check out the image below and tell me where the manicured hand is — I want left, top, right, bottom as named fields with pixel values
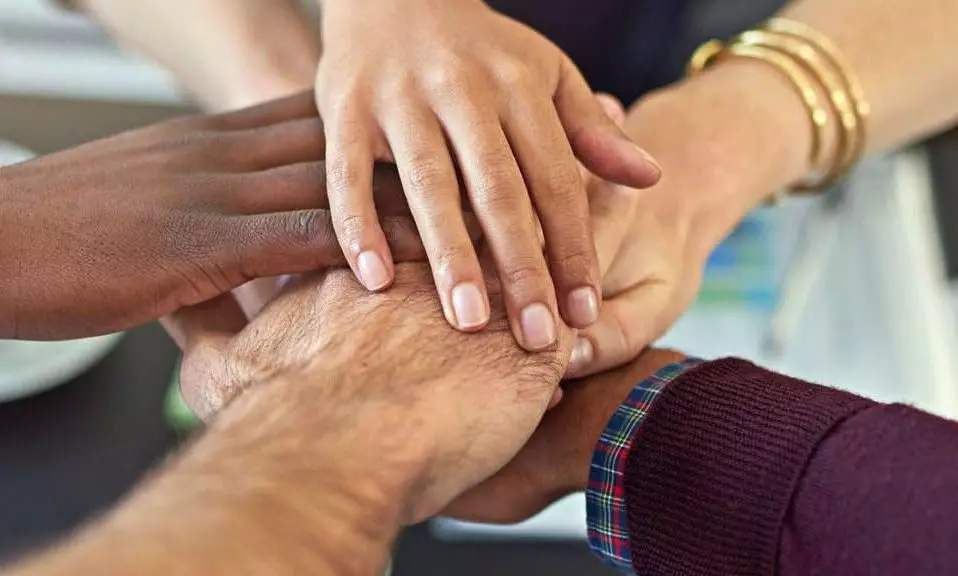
left=315, top=0, right=661, bottom=351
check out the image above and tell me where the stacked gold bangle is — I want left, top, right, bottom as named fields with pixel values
left=687, top=18, right=870, bottom=194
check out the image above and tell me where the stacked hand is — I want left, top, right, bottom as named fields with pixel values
left=0, top=94, right=428, bottom=340
left=170, top=262, right=576, bottom=522
left=316, top=0, right=660, bottom=350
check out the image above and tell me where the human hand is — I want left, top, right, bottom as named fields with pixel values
left=170, top=262, right=575, bottom=522
left=443, top=347, right=686, bottom=523
left=567, top=62, right=814, bottom=377
left=78, top=0, right=319, bottom=111
left=0, top=94, right=427, bottom=340
left=315, top=0, right=661, bottom=351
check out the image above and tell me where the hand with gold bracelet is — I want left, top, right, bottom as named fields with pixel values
left=568, top=0, right=958, bottom=377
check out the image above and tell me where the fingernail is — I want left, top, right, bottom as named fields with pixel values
left=357, top=251, right=390, bottom=291
left=567, top=287, right=599, bottom=327
left=520, top=303, right=557, bottom=350
left=624, top=140, right=662, bottom=174
left=451, top=283, right=488, bottom=330
left=568, top=337, right=594, bottom=375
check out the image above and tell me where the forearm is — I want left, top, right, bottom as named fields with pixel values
left=624, top=359, right=958, bottom=575
left=9, top=373, right=411, bottom=575
left=76, top=0, right=319, bottom=111
left=624, top=0, right=958, bottom=251
left=781, top=0, right=958, bottom=153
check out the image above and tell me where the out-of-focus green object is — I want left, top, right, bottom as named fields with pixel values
left=164, top=358, right=201, bottom=432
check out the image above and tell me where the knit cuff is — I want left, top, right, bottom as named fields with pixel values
left=624, top=358, right=874, bottom=575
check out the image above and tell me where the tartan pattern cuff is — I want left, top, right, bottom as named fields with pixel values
left=586, top=357, right=704, bottom=573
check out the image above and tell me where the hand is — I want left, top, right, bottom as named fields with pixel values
left=567, top=62, right=813, bottom=377
left=0, top=94, right=427, bottom=340
left=170, top=262, right=575, bottom=522
left=315, top=0, right=661, bottom=351
left=444, top=348, right=686, bottom=523
left=79, top=0, right=319, bottom=111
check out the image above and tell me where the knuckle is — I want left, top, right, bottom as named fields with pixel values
left=494, top=58, right=534, bottom=90
left=406, top=155, right=453, bottom=194
left=433, top=241, right=477, bottom=276
left=422, top=59, right=472, bottom=97
left=326, top=157, right=366, bottom=193
left=500, top=254, right=547, bottom=287
left=335, top=212, right=371, bottom=243
left=550, top=249, right=594, bottom=278
left=283, top=210, right=327, bottom=247
left=541, top=162, right=583, bottom=197
left=470, top=164, right=522, bottom=214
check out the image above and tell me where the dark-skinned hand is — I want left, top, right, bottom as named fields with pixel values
left=0, top=93, right=426, bottom=340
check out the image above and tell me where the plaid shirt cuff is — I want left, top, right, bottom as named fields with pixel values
left=586, top=357, right=704, bottom=573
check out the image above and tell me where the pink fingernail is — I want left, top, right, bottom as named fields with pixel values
left=568, top=337, right=594, bottom=375
left=357, top=251, right=391, bottom=291
left=627, top=141, right=662, bottom=174
left=520, top=303, right=557, bottom=350
left=567, top=287, right=599, bottom=327
left=452, top=283, right=488, bottom=330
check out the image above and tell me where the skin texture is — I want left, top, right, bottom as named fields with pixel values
left=8, top=265, right=682, bottom=576
left=570, top=0, right=958, bottom=376
left=0, top=94, right=433, bottom=341
left=78, top=0, right=958, bottom=376
left=316, top=0, right=661, bottom=350
left=445, top=347, right=686, bottom=523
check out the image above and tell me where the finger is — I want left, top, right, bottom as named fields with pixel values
left=223, top=117, right=326, bottom=171
left=203, top=91, right=318, bottom=131
left=225, top=161, right=413, bottom=217
left=382, top=105, right=490, bottom=332
left=161, top=293, right=247, bottom=351
left=547, top=386, right=564, bottom=410
left=435, top=99, right=558, bottom=350
left=565, top=282, right=674, bottom=378
left=221, top=209, right=429, bottom=282
left=586, top=92, right=637, bottom=277
left=325, top=111, right=395, bottom=291
left=594, top=92, right=626, bottom=124
left=503, top=94, right=600, bottom=330
left=162, top=294, right=246, bottom=420
left=554, top=58, right=661, bottom=189
left=587, top=173, right=639, bottom=278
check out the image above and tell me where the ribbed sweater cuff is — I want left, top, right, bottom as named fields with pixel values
left=624, top=358, right=874, bottom=575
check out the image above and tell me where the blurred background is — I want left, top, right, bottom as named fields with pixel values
left=2, top=0, right=958, bottom=574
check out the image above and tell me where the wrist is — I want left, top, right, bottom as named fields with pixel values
left=626, top=58, right=812, bottom=259
left=562, top=349, right=688, bottom=493
left=99, top=368, right=429, bottom=574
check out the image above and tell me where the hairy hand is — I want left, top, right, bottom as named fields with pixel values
left=172, top=262, right=575, bottom=522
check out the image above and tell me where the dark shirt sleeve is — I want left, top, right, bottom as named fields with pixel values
left=623, top=358, right=958, bottom=575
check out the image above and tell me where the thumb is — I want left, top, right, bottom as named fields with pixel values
left=566, top=283, right=674, bottom=378
left=161, top=293, right=247, bottom=419
left=554, top=58, right=661, bottom=189
left=594, top=92, right=626, bottom=125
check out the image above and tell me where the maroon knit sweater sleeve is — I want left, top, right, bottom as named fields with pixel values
left=623, top=358, right=958, bottom=575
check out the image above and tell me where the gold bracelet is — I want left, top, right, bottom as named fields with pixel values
left=764, top=18, right=869, bottom=182
left=734, top=29, right=859, bottom=191
left=689, top=41, right=830, bottom=176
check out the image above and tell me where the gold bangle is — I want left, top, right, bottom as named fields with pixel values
left=765, top=17, right=870, bottom=162
left=689, top=41, right=830, bottom=175
left=734, top=29, right=859, bottom=191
